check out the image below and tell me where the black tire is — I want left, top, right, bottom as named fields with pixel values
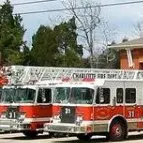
left=48, top=132, right=54, bottom=138
left=23, top=131, right=38, bottom=138
left=77, top=134, right=92, bottom=141
left=105, top=133, right=110, bottom=141
left=109, top=120, right=126, bottom=141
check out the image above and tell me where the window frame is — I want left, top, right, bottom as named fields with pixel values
left=96, top=87, right=110, bottom=104
left=37, top=88, right=52, bottom=104
left=116, top=88, right=124, bottom=104
left=125, top=88, right=136, bottom=104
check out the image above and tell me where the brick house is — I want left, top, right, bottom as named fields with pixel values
left=110, top=38, right=143, bottom=69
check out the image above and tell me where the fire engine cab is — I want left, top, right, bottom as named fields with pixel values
left=44, top=69, right=143, bottom=141
left=0, top=81, right=53, bottom=137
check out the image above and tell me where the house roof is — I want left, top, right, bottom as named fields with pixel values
left=109, top=38, right=143, bottom=50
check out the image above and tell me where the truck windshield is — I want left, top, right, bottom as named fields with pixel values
left=53, top=87, right=70, bottom=103
left=1, top=88, right=36, bottom=103
left=71, top=87, right=94, bottom=104
left=53, top=87, right=94, bottom=104
left=14, top=88, right=36, bottom=103
left=1, top=88, right=15, bottom=103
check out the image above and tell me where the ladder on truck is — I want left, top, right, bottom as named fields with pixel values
left=6, top=66, right=143, bottom=85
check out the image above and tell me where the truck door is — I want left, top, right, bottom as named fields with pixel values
left=124, top=82, right=142, bottom=130
left=94, top=87, right=111, bottom=120
left=36, top=88, right=52, bottom=120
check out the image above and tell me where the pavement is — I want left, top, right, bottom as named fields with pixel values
left=0, top=132, right=143, bottom=143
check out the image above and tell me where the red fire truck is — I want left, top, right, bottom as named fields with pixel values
left=0, top=81, right=54, bottom=137
left=0, top=66, right=59, bottom=137
left=44, top=69, right=143, bottom=141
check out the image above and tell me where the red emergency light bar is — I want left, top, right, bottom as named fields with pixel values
left=62, top=77, right=95, bottom=82
left=82, top=77, right=95, bottom=82
left=0, top=76, right=8, bottom=86
left=62, top=77, right=71, bottom=82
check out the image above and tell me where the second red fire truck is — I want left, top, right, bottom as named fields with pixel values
left=44, top=69, right=143, bottom=141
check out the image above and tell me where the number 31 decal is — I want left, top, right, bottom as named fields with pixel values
left=128, top=110, right=134, bottom=118
left=65, top=108, right=71, bottom=114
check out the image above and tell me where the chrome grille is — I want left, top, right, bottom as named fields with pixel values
left=47, top=125, right=74, bottom=132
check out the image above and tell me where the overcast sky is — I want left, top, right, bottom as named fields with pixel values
left=1, top=0, right=143, bottom=46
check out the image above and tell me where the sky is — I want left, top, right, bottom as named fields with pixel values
left=1, top=0, right=143, bottom=47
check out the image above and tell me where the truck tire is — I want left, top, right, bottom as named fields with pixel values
left=77, top=134, right=92, bottom=141
left=109, top=119, right=126, bottom=141
left=23, top=131, right=38, bottom=138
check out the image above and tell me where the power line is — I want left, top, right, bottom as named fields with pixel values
left=14, top=8, right=69, bottom=15
left=13, top=0, right=143, bottom=15
left=101, top=0, right=143, bottom=7
left=12, top=0, right=143, bottom=6
left=12, top=0, right=57, bottom=6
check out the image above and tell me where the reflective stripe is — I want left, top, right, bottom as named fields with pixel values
left=0, top=117, right=51, bottom=123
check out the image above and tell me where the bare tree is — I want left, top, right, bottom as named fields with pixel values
left=62, top=0, right=101, bottom=68
left=134, top=21, right=143, bottom=38
left=99, top=21, right=117, bottom=65
left=91, top=21, right=119, bottom=69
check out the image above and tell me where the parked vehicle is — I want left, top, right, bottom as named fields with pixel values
left=0, top=82, right=53, bottom=137
left=44, top=70, right=143, bottom=141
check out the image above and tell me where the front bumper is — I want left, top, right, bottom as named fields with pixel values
left=0, top=119, right=30, bottom=132
left=44, top=122, right=93, bottom=134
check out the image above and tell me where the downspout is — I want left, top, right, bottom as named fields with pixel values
left=126, top=49, right=134, bottom=68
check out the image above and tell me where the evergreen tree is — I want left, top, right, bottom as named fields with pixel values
left=0, top=0, right=25, bottom=65
left=31, top=17, right=84, bottom=67
left=54, top=17, right=83, bottom=67
left=31, top=25, right=58, bottom=66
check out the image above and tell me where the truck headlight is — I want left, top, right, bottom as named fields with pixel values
left=53, top=114, right=60, bottom=123
left=53, top=115, right=60, bottom=120
left=0, top=113, right=6, bottom=119
left=19, top=113, right=25, bottom=120
left=76, top=115, right=83, bottom=125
